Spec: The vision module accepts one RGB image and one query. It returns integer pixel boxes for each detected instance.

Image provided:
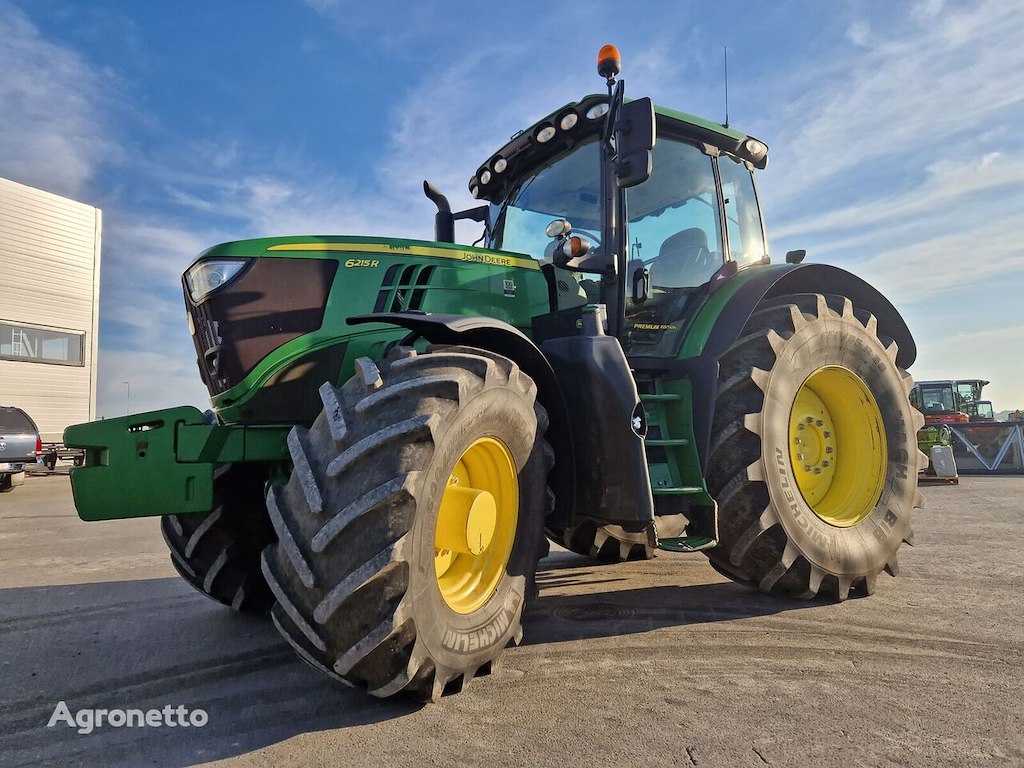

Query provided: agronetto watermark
[47,701,209,735]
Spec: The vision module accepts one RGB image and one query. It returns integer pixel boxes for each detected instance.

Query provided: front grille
[186,257,338,395]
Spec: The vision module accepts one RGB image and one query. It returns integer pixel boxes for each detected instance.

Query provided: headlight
[185,259,250,303]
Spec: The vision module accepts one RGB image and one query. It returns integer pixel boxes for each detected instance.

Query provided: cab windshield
[487,139,601,256]
[970,402,994,420]
[485,131,762,357]
[914,385,958,414]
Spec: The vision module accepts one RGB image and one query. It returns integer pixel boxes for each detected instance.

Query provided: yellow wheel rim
[788,366,887,527]
[434,437,518,614]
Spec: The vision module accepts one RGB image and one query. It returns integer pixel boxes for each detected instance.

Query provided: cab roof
[469,93,767,203]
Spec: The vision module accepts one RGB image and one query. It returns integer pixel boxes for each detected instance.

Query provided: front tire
[161,463,277,613]
[262,346,552,700]
[706,294,927,600]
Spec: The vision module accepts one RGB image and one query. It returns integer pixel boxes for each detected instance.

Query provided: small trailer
[38,442,85,470]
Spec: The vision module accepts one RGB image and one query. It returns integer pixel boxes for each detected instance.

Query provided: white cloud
[764,1,1024,211]
[846,20,871,47]
[852,215,1024,303]
[773,150,1024,242]
[0,4,119,199]
[911,0,946,23]
[754,1,1024,415]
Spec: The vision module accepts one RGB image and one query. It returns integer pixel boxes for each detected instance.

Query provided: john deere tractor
[66,47,926,701]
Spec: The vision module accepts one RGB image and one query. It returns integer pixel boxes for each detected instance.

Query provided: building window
[0,322,85,366]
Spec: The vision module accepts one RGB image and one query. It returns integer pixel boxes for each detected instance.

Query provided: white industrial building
[0,177,101,442]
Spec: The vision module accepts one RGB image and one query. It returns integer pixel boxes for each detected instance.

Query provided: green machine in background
[66,45,926,701]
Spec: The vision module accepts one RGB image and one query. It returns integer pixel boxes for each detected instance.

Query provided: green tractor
[66,47,926,701]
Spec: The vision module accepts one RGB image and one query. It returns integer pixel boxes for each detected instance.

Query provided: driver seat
[652,227,712,288]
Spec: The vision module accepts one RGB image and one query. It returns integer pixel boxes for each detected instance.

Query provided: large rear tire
[161,463,276,613]
[706,294,927,600]
[262,346,552,700]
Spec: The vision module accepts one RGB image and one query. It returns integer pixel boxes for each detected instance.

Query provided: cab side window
[627,139,723,288]
[718,155,765,267]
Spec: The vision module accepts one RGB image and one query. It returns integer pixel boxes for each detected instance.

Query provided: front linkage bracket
[65,406,290,521]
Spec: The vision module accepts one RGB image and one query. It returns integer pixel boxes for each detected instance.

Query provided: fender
[673,262,918,472]
[348,312,575,529]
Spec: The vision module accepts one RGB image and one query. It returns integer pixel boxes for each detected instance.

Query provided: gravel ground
[1,473,1021,768]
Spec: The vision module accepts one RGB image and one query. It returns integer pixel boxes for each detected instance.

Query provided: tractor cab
[910,378,990,424]
[911,380,969,424]
[464,60,770,360]
[955,378,990,405]
[965,400,995,421]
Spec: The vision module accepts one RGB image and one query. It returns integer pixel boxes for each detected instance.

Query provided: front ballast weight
[65,406,290,522]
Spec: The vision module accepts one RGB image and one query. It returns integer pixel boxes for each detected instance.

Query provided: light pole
[123,381,130,416]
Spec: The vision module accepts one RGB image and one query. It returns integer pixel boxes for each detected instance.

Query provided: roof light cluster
[468,97,610,199]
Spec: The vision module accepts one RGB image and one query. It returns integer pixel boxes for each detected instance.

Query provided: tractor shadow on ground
[0,554,819,768]
[524,550,817,646]
[0,578,420,768]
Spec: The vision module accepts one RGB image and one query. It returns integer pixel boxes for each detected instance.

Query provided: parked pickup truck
[0,406,42,492]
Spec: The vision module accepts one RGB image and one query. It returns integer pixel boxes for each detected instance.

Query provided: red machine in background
[912,378,1023,475]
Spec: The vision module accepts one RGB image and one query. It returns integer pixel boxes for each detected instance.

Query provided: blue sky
[1,0,1022,416]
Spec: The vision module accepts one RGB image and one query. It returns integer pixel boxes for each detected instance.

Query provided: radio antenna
[723,46,730,128]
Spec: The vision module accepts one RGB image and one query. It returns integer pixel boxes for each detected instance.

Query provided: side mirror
[631,265,650,303]
[615,98,656,189]
[545,219,596,270]
[785,249,807,264]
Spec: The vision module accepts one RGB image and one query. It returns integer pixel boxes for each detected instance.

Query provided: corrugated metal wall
[0,177,101,442]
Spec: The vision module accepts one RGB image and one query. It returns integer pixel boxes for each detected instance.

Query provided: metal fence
[947,421,1024,474]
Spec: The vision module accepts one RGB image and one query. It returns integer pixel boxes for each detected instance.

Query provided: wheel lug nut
[804,465,811,472]
[815,419,824,427]
[797,453,805,460]
[806,416,814,424]
[823,431,831,438]
[814,467,822,474]
[825,446,834,454]
[822,460,830,467]
[797,423,805,430]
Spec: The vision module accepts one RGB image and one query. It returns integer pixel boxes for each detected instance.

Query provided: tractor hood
[181,236,546,421]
